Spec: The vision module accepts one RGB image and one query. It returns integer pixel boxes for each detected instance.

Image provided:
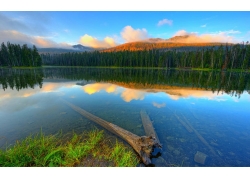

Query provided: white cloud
[157,19,173,26]
[218,30,241,34]
[82,83,117,95]
[0,12,49,36]
[0,30,72,48]
[120,25,149,43]
[173,30,197,37]
[201,24,207,28]
[121,88,146,102]
[81,83,147,102]
[152,102,166,108]
[172,29,240,43]
[79,34,117,48]
[173,30,189,36]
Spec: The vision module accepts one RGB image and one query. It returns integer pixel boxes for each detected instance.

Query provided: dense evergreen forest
[1,68,249,98]
[41,43,250,70]
[0,42,42,67]
[1,41,250,70]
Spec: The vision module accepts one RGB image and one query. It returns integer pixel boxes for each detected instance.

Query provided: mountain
[38,44,96,54]
[38,36,232,54]
[101,36,230,52]
[72,44,96,51]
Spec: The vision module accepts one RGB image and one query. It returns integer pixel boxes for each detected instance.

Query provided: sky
[1,3,250,49]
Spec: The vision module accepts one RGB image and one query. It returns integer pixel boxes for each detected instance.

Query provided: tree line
[1,67,249,97]
[0,68,43,91]
[1,41,250,70]
[0,42,42,67]
[41,43,250,70]
[42,67,247,98]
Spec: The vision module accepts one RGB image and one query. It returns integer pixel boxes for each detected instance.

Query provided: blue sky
[0,11,250,48]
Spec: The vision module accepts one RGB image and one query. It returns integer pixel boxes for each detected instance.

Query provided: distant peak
[143,38,165,43]
[168,35,190,41]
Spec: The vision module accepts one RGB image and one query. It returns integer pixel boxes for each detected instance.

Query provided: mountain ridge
[38,36,234,54]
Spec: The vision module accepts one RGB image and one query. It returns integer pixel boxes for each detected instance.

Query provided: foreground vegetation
[0,129,139,167]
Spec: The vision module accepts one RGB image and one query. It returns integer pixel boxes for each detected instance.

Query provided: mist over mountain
[38,44,97,54]
[72,44,96,51]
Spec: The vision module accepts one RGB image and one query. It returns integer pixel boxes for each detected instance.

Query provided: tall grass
[0,129,139,167]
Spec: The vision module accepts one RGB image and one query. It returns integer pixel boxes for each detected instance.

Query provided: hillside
[101,36,231,52]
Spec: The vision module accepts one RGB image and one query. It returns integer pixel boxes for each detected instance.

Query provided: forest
[0,42,42,67]
[41,43,250,70]
[0,42,250,70]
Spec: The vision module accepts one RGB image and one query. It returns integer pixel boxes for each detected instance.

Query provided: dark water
[0,67,250,167]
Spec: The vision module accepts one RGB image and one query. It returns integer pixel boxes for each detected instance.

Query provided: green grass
[0,129,139,167]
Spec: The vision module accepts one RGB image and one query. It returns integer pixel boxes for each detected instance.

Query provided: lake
[0,67,250,167]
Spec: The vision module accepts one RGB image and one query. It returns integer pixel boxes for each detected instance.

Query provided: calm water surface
[0,67,250,167]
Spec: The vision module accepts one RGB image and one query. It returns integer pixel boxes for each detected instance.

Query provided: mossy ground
[0,129,140,167]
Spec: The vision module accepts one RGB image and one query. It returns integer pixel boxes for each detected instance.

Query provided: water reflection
[0,67,250,167]
[1,68,250,97]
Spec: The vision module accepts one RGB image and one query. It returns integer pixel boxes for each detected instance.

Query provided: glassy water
[0,67,250,167]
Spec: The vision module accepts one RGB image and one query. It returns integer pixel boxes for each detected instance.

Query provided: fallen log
[62,99,161,165]
[180,113,217,156]
[140,109,161,146]
[166,107,193,133]
[174,111,193,133]
[167,107,218,157]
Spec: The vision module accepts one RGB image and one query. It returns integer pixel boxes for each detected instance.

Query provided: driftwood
[140,110,161,146]
[62,99,161,165]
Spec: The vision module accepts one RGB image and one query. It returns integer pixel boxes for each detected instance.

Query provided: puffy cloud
[104,37,116,47]
[82,83,118,95]
[172,29,241,43]
[78,25,151,47]
[173,30,197,37]
[120,26,149,43]
[0,30,72,48]
[165,89,225,101]
[79,34,117,48]
[152,102,166,108]
[157,19,173,26]
[121,89,146,102]
[82,83,146,102]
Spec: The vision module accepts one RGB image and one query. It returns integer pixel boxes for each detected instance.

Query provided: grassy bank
[0,129,139,167]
